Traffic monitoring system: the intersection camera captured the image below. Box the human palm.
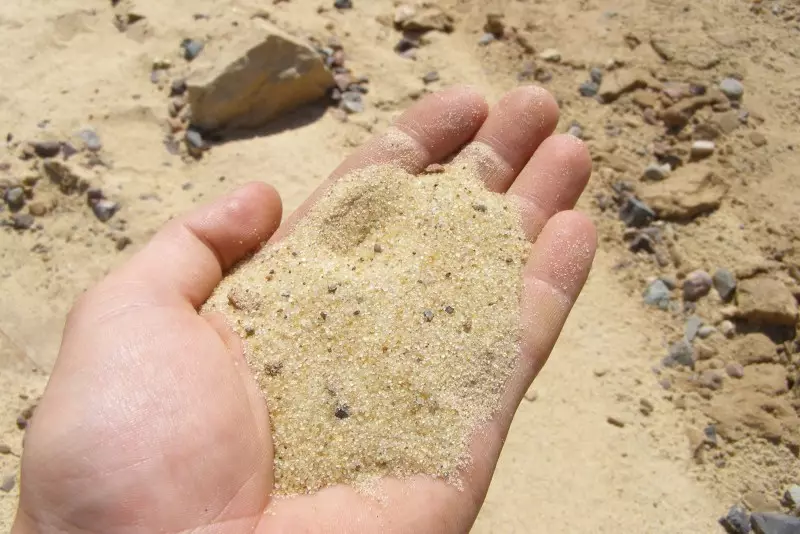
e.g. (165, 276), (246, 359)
(13, 86), (595, 534)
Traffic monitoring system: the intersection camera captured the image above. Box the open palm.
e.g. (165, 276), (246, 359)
(13, 86), (595, 534)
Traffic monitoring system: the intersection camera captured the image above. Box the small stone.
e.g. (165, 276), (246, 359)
(606, 416), (626, 428)
(340, 91), (364, 114)
(334, 0), (353, 9)
(181, 38), (204, 61)
(639, 398), (654, 416)
(477, 33), (495, 46)
(92, 199), (119, 222)
(423, 310), (434, 322)
(11, 213), (34, 230)
(691, 140), (716, 160)
(185, 129), (205, 151)
(0, 444), (10, 455)
(334, 404), (351, 419)
(579, 81), (599, 97)
(539, 48), (561, 62)
(685, 315), (703, 341)
(719, 505), (751, 534)
(15, 416), (27, 430)
(373, 243), (383, 253)
(28, 201), (47, 217)
(750, 512), (800, 534)
(115, 236), (132, 251)
(567, 123), (583, 139)
(31, 140), (61, 158)
(4, 187), (25, 211)
(523, 390), (538, 402)
(719, 320), (736, 338)
(619, 197), (655, 227)
(719, 78), (744, 101)
(170, 78), (187, 97)
(749, 131), (767, 147)
(77, 128), (102, 152)
(725, 362), (745, 379)
(713, 268), (737, 301)
(643, 279), (671, 310)
(683, 270), (713, 301)
(694, 341), (717, 361)
(664, 339), (695, 368)
(590, 67), (603, 84)
(444, 305), (455, 314)
(697, 325), (716, 339)
(472, 202), (487, 213)
(422, 71), (439, 84)
(643, 163), (671, 181)
(0, 474), (15, 493)
(698, 369), (723, 390)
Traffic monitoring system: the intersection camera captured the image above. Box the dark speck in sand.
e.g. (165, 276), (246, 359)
(335, 405), (351, 419)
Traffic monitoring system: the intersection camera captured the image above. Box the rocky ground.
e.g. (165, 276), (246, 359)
(2, 0), (800, 532)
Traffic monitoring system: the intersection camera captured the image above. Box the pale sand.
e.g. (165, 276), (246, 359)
(204, 164), (529, 494)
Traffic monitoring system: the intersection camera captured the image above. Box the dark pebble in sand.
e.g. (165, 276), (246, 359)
(335, 405), (351, 419)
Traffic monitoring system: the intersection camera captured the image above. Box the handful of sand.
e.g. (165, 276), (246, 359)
(203, 164), (529, 494)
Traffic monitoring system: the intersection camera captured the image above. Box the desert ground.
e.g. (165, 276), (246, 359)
(1, 0), (800, 532)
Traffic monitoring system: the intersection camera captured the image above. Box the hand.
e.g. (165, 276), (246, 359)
(13, 86), (595, 534)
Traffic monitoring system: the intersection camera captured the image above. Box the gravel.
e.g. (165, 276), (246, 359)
(720, 78), (744, 100)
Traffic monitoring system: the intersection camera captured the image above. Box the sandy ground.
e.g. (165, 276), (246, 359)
(2, 0), (800, 531)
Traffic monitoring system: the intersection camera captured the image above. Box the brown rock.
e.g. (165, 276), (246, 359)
(599, 68), (658, 103)
(731, 333), (778, 366)
(631, 89), (660, 109)
(659, 92), (727, 127)
(715, 110), (741, 135)
(749, 131), (767, 147)
(739, 363), (789, 396)
(695, 340), (718, 360)
(638, 165), (729, 220)
(737, 277), (798, 326)
(42, 161), (89, 195)
(725, 362), (745, 379)
(28, 201), (48, 217)
(187, 24), (334, 131)
(743, 491), (782, 513)
(395, 5), (454, 33)
(710, 392), (798, 445)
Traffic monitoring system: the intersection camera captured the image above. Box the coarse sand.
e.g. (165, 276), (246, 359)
(203, 164), (530, 495)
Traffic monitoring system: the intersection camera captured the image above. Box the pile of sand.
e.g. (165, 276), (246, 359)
(204, 164), (529, 494)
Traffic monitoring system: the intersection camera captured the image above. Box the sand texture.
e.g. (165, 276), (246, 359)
(204, 165), (529, 494)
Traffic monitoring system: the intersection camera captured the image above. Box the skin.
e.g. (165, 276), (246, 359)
(12, 86), (596, 534)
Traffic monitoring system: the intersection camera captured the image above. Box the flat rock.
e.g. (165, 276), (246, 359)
(750, 512), (800, 534)
(732, 333), (777, 366)
(599, 68), (658, 103)
(619, 197), (655, 227)
(638, 165), (729, 221)
(188, 24), (334, 131)
(643, 279), (671, 309)
(713, 268), (737, 301)
(737, 277), (798, 326)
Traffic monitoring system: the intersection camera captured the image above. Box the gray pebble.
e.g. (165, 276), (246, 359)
(422, 71), (440, 84)
(4, 187), (25, 211)
(334, 0), (353, 8)
(92, 199), (119, 222)
(181, 39), (205, 61)
(170, 78), (187, 97)
(643, 279), (671, 309)
(719, 78), (744, 101)
(685, 315), (703, 342)
(423, 309), (434, 322)
(567, 123), (584, 139)
(719, 320), (736, 338)
(334, 404), (351, 419)
(340, 91), (364, 114)
(444, 305), (455, 314)
(619, 197), (655, 228)
(0, 473), (15, 493)
(697, 325), (716, 339)
(663, 339), (694, 369)
(478, 33), (495, 46)
(78, 128), (102, 152)
(185, 129), (205, 150)
(783, 485), (800, 508)
(713, 268), (737, 301)
(11, 213), (34, 230)
(590, 67), (603, 84)
(579, 81), (599, 97)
